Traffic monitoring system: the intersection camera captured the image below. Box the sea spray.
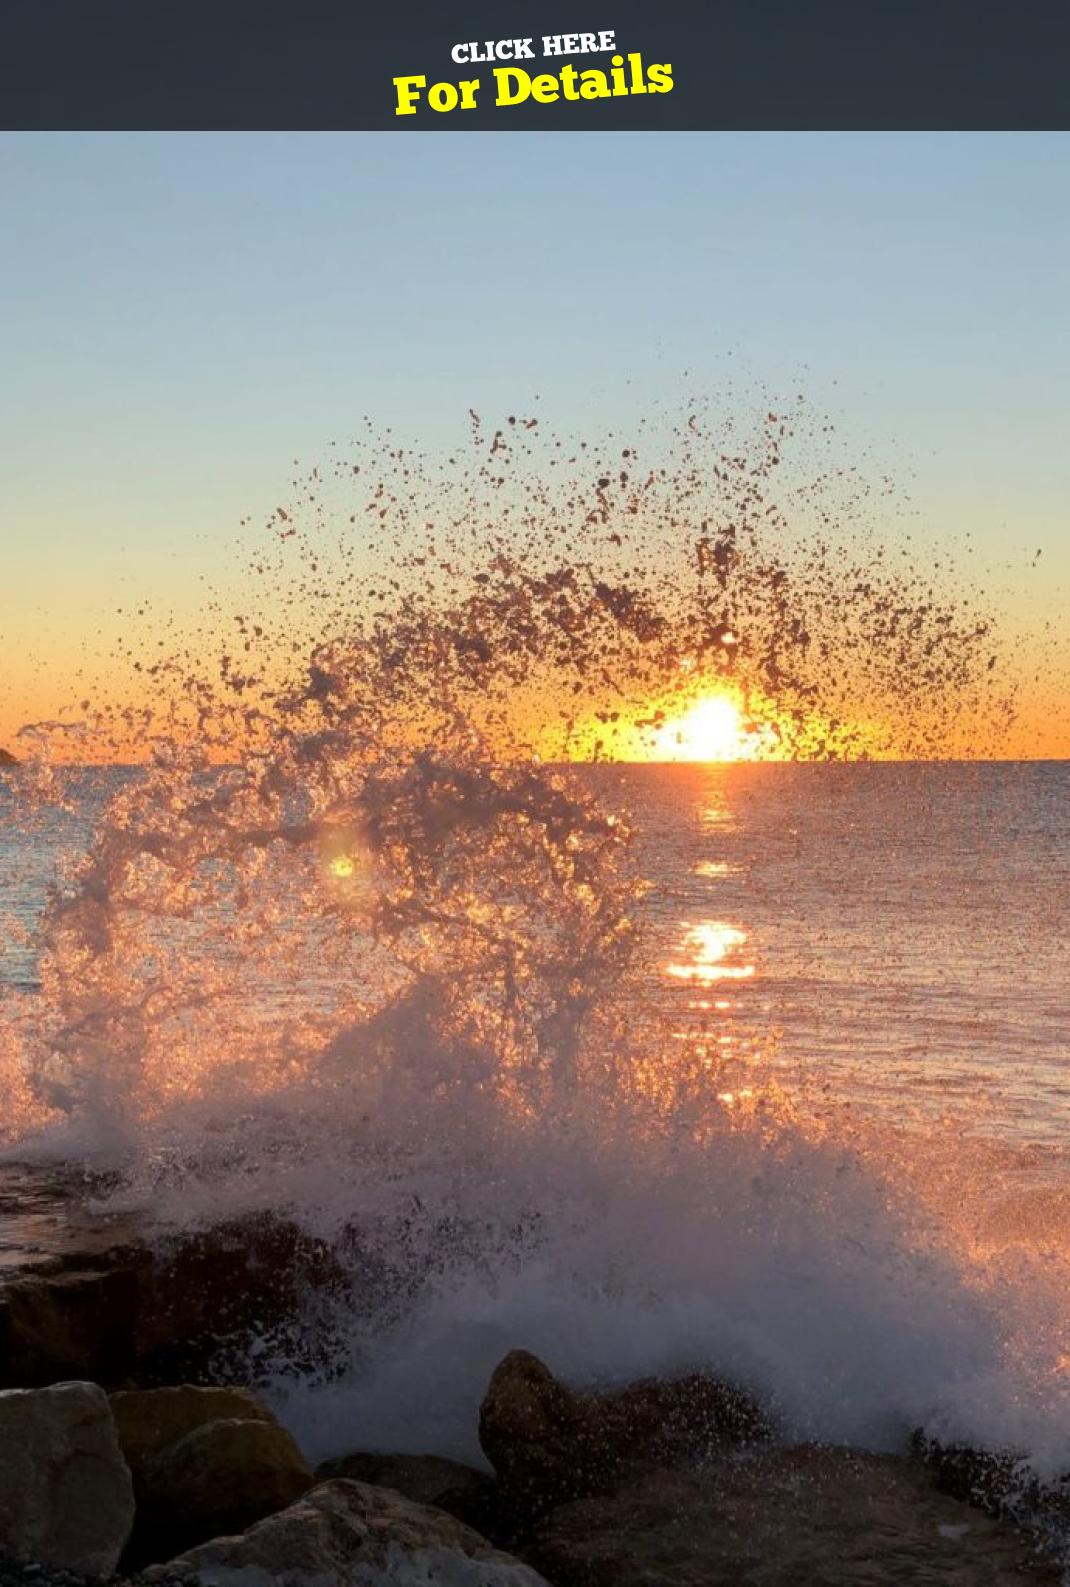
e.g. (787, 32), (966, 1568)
(2, 397), (1067, 1491)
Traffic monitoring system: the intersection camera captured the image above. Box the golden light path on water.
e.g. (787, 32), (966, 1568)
(653, 764), (791, 1116)
(664, 915), (758, 1109)
(666, 921), (755, 985)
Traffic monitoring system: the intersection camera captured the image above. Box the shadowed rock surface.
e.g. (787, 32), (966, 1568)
(480, 1349), (769, 1518)
(144, 1478), (551, 1586)
(0, 1383), (134, 1577)
(0, 1176), (359, 1391)
(111, 1385), (277, 1490)
(529, 1446), (1062, 1586)
(913, 1430), (1070, 1545)
(315, 1452), (499, 1539)
(136, 1417), (313, 1563)
(0, 1265), (144, 1389)
(0, 1167), (140, 1278)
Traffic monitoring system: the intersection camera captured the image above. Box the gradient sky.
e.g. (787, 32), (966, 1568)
(1, 132), (1067, 751)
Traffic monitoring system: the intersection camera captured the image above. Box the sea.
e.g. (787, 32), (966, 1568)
(5, 761), (1067, 1140)
(1, 758), (1069, 1471)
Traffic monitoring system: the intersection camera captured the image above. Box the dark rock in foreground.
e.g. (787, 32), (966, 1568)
(143, 1478), (550, 1586)
(110, 1385), (277, 1487)
(0, 1187), (360, 1392)
(480, 1348), (769, 1518)
(315, 1451), (500, 1540)
(138, 1416), (312, 1562)
(0, 1266), (143, 1390)
(1, 1357), (1066, 1587)
(530, 1446), (1062, 1586)
(109, 1385), (309, 1567)
(0, 1383), (134, 1577)
(913, 1430), (1070, 1546)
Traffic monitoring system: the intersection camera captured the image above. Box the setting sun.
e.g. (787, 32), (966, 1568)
(654, 695), (750, 762)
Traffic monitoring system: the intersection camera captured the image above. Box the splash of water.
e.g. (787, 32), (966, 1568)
(2, 397), (1066, 1486)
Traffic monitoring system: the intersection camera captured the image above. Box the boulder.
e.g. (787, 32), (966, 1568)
(133, 1214), (361, 1385)
(0, 1381), (135, 1576)
(530, 1445), (1062, 1586)
(0, 1265), (142, 1390)
(137, 1416), (313, 1559)
(479, 1349), (769, 1515)
(913, 1430), (1030, 1514)
(315, 1451), (500, 1539)
(0, 1192), (377, 1392)
(912, 1429), (1070, 1533)
(111, 1384), (276, 1489)
(144, 1477), (551, 1586)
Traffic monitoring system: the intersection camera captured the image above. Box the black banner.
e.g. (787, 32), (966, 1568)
(2, 0), (1069, 130)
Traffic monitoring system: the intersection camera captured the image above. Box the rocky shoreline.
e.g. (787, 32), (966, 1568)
(0, 1177), (357, 1391)
(1, 1356), (1066, 1586)
(1, 1185), (1066, 1585)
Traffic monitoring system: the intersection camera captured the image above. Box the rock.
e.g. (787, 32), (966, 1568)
(315, 1452), (500, 1539)
(0, 749), (17, 767)
(144, 1478), (551, 1586)
(913, 1430), (1031, 1514)
(0, 1267), (143, 1390)
(111, 1385), (276, 1489)
(912, 1430), (1070, 1535)
(137, 1417), (313, 1560)
(479, 1349), (768, 1515)
(0, 1189), (383, 1393)
(0, 1381), (135, 1577)
(0, 1168), (146, 1391)
(530, 1445), (1061, 1586)
(132, 1215), (360, 1386)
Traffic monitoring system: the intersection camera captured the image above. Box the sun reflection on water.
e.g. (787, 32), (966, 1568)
(666, 920), (756, 984)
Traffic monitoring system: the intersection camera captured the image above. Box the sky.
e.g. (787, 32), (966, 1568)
(1, 132), (1067, 753)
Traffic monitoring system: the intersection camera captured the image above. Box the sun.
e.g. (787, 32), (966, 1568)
(654, 694), (749, 762)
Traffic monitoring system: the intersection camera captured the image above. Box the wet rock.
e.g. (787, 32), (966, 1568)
(0, 1168), (147, 1391)
(0, 1165), (408, 1398)
(0, 1166), (136, 1277)
(912, 1430), (1070, 1536)
(132, 1215), (359, 1386)
(530, 1445), (1062, 1586)
(0, 1558), (161, 1587)
(315, 1452), (500, 1539)
(144, 1478), (551, 1586)
(913, 1430), (1031, 1514)
(0, 1266), (143, 1390)
(0, 1206), (363, 1392)
(111, 1386), (277, 1490)
(0, 1382), (135, 1576)
(479, 1349), (769, 1515)
(137, 1417), (313, 1560)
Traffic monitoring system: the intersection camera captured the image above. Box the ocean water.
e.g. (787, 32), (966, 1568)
(621, 760), (1070, 1149)
(3, 754), (1070, 1477)
(5, 760), (1067, 1152)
